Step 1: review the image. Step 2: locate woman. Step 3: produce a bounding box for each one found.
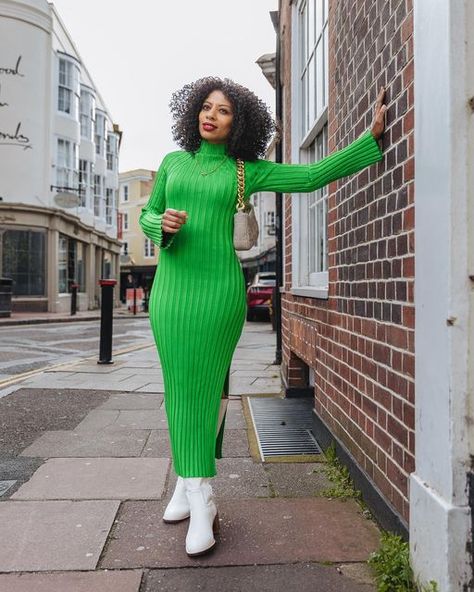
[139,76,386,558]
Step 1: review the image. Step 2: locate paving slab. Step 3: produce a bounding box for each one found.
[221,407,247,429]
[264,462,332,497]
[19,428,150,458]
[73,409,120,431]
[100,497,380,569]
[230,362,270,371]
[252,377,282,387]
[98,393,163,410]
[0,388,111,456]
[229,382,282,395]
[0,500,120,571]
[114,410,169,429]
[136,383,165,393]
[231,369,280,378]
[141,430,172,458]
[10,457,170,500]
[112,376,156,391]
[50,362,127,374]
[74,409,169,431]
[142,563,375,591]
[107,368,163,377]
[0,570,144,591]
[220,428,251,458]
[214,458,271,498]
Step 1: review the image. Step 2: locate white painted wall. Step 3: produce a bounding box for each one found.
[0,0,52,206]
[0,0,119,239]
[411,1,474,589]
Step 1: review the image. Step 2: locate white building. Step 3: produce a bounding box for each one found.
[0,0,121,312]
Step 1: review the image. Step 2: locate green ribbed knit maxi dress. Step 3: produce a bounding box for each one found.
[139,130,382,478]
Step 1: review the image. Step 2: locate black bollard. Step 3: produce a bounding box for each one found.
[98,279,117,364]
[70,283,79,316]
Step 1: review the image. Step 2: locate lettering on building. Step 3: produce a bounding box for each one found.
[0,55,32,150]
[0,56,24,77]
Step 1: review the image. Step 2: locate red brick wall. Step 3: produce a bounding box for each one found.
[280,0,414,524]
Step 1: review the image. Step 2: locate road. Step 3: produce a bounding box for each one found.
[0,317,154,385]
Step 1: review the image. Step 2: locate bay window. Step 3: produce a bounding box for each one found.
[292,0,329,295]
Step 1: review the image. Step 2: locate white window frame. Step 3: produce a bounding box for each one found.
[123,212,129,231]
[122,185,129,202]
[56,137,79,191]
[78,159,93,208]
[106,132,118,171]
[95,112,106,157]
[80,88,95,140]
[291,0,329,299]
[57,56,80,118]
[94,174,104,218]
[105,187,114,225]
[144,237,155,258]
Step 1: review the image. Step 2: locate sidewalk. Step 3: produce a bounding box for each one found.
[0,322,380,591]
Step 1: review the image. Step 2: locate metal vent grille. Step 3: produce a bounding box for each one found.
[248,397,322,460]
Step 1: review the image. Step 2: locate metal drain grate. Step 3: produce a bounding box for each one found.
[248,397,322,460]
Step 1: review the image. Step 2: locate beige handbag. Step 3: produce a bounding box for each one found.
[233,158,259,250]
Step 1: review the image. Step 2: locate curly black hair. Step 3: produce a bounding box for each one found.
[169,76,277,161]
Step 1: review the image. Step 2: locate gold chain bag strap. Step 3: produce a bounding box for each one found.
[233,158,259,250]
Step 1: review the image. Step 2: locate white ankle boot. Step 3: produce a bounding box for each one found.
[183,477,219,557]
[162,476,190,523]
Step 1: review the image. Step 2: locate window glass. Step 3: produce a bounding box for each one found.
[95,113,106,157]
[2,230,46,296]
[58,57,79,118]
[80,90,95,140]
[94,175,103,217]
[294,0,329,290]
[144,238,155,257]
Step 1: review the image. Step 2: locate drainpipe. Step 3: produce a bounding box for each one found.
[270,9,282,366]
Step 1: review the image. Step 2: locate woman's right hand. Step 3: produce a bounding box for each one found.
[162,208,188,233]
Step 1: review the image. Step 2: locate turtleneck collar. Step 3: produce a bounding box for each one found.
[196,139,228,157]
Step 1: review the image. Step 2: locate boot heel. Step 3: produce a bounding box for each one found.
[212,510,220,535]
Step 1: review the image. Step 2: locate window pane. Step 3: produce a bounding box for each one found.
[308,55,315,127]
[58,235,68,293]
[316,38,324,116]
[2,230,46,296]
[300,0,328,137]
[77,242,86,291]
[300,124,328,285]
[316,0,324,35]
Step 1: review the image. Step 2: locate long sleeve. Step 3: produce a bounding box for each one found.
[245,130,383,196]
[139,153,175,250]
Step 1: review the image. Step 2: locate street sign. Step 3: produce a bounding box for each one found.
[54,191,80,208]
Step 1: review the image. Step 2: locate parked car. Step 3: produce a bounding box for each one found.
[246,272,276,321]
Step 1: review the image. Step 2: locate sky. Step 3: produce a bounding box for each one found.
[51,0,279,172]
